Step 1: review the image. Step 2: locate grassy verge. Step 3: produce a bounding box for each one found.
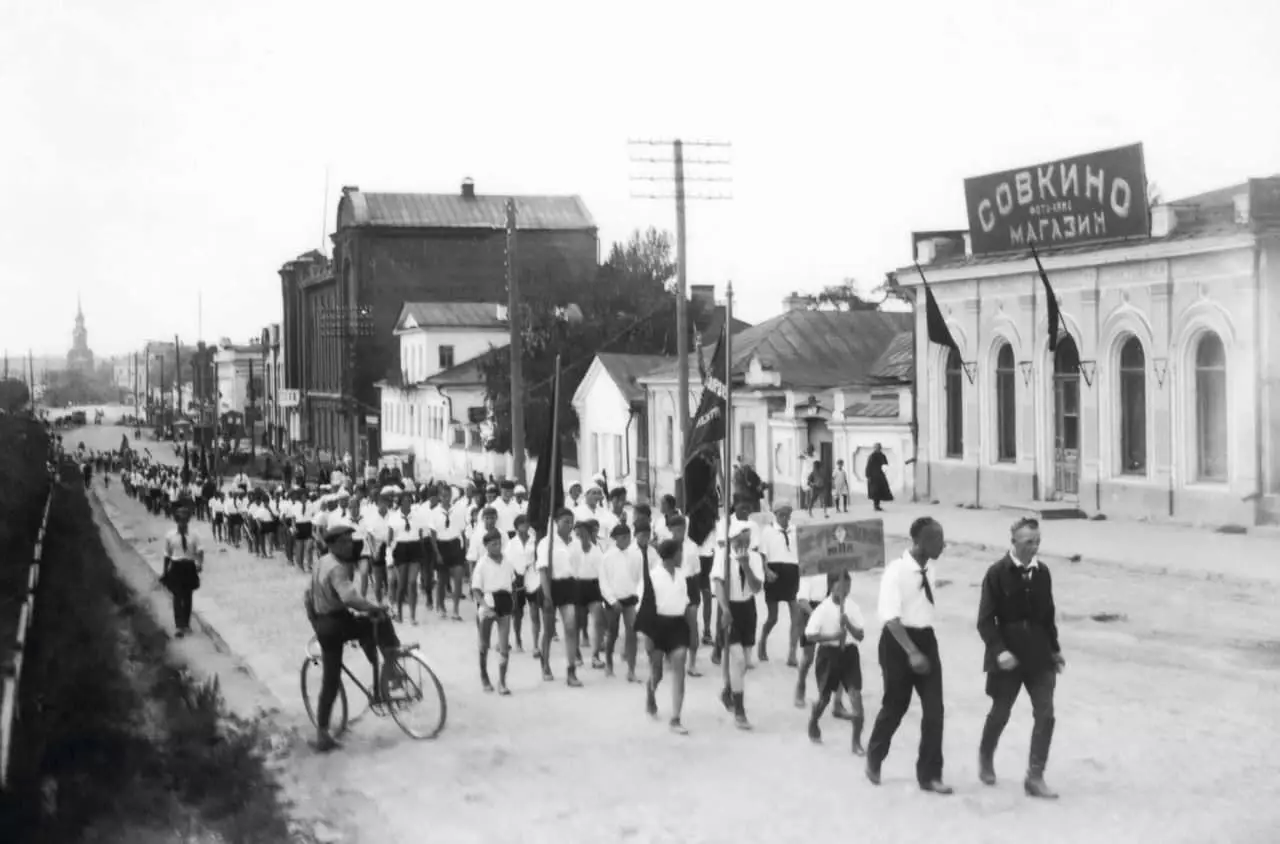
[0,464,295,843]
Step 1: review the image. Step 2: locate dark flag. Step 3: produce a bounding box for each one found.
[915,262,961,356]
[636,535,657,640]
[683,324,728,546]
[527,360,564,539]
[1029,243,1062,353]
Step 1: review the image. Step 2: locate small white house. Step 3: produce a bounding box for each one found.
[573,353,673,502]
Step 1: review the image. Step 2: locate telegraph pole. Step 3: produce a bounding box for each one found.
[506,197,526,484]
[174,334,182,419]
[628,138,732,505]
[133,352,139,423]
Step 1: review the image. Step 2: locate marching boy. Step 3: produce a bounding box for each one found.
[803,569,867,754]
[471,529,516,695]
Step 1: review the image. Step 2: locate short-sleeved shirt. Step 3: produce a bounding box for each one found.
[711,549,764,603]
[805,595,866,644]
[310,553,358,616]
[471,554,517,602]
[641,562,688,617]
[536,533,576,580]
[164,529,203,562]
[877,549,937,628]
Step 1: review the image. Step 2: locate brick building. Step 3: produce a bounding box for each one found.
[279,179,598,463]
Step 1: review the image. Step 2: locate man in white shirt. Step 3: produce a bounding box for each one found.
[709,497,764,668]
[572,520,606,668]
[712,520,764,730]
[564,481,584,513]
[759,501,801,665]
[803,569,866,752]
[536,508,582,687]
[494,480,523,538]
[471,528,517,695]
[599,523,642,681]
[433,484,468,617]
[639,533,692,735]
[506,514,538,654]
[358,487,395,601]
[665,514,706,677]
[865,516,951,794]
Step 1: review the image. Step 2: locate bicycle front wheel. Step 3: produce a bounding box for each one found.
[301,656,350,737]
[383,651,447,740]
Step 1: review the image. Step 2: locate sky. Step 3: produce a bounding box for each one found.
[3,0,1279,360]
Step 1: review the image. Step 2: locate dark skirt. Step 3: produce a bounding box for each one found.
[436,538,465,570]
[295,522,313,540]
[814,643,862,693]
[163,559,200,593]
[550,578,577,608]
[212,512,224,526]
[392,540,423,565]
[577,578,603,606]
[649,614,688,655]
[608,594,639,610]
[764,563,800,603]
[725,599,758,648]
[698,555,714,591]
[228,513,244,526]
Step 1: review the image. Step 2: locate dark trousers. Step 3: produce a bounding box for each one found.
[312,612,400,730]
[981,669,1056,776]
[867,627,944,784]
[168,559,198,630]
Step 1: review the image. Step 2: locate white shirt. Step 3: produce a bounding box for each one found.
[387,509,422,551]
[716,516,762,557]
[433,500,467,542]
[573,541,604,580]
[599,545,642,604]
[595,508,622,547]
[711,547,764,603]
[805,595,866,644]
[642,562,689,617]
[761,523,799,565]
[877,549,937,629]
[536,532,577,580]
[494,497,522,536]
[467,523,501,563]
[679,536,701,581]
[359,509,391,555]
[471,553,517,599]
[505,534,538,593]
[164,529,204,562]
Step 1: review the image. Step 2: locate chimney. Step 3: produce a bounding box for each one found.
[341,185,359,196]
[783,292,811,312]
[690,284,715,311]
[461,177,476,199]
[1150,204,1178,238]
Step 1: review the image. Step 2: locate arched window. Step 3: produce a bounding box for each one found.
[1195,332,1227,481]
[945,347,964,458]
[995,343,1016,462]
[1118,337,1147,474]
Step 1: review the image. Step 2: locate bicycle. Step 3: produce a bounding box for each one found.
[300,615,448,740]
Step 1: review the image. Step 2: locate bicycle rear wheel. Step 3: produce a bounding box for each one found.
[382,650,447,740]
[300,656,350,737]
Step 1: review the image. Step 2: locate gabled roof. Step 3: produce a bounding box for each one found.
[845,399,900,419]
[640,309,912,392]
[867,331,914,382]
[697,305,752,340]
[424,347,504,388]
[339,190,596,231]
[595,353,675,403]
[396,302,507,333]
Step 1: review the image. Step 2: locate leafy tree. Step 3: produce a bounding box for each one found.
[481,227,707,459]
[809,278,882,311]
[0,378,30,412]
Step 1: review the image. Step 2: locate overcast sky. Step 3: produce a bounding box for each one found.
[4,0,1278,359]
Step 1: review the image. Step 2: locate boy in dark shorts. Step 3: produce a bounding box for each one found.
[472,529,517,695]
[803,569,867,754]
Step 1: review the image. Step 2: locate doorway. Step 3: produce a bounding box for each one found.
[819,441,834,508]
[1052,336,1081,500]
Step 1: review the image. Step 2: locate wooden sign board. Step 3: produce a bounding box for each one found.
[796,518,885,577]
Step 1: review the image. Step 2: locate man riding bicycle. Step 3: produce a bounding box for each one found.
[306,523,402,752]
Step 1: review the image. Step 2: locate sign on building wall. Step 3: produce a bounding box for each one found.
[795,518,885,576]
[964,143,1150,255]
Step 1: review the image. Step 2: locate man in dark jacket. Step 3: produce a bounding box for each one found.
[976,516,1065,798]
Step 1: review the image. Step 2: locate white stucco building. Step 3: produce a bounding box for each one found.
[573,353,673,501]
[214,340,265,417]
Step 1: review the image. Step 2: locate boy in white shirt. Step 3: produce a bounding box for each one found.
[536,508,583,687]
[471,529,517,695]
[573,520,606,668]
[505,514,538,654]
[711,520,764,730]
[803,569,866,753]
[599,523,641,680]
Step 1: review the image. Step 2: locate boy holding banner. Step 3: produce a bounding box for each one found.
[803,570,867,754]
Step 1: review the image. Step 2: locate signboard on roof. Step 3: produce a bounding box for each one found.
[964,143,1150,255]
[796,518,885,577]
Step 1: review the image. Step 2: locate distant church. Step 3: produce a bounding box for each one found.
[67,295,95,373]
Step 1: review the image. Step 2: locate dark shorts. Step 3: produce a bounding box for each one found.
[814,644,862,693]
[764,563,800,604]
[577,578,603,606]
[685,576,702,607]
[228,513,243,526]
[550,578,577,608]
[698,555,715,591]
[392,540,423,565]
[370,548,387,569]
[436,539,465,571]
[487,590,514,618]
[295,522,313,540]
[516,586,539,611]
[260,519,278,534]
[212,512,224,526]
[608,595,639,611]
[649,614,688,655]
[725,600,758,648]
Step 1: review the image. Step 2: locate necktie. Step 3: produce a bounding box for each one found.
[445,511,451,529]
[919,565,934,604]
[781,529,790,550]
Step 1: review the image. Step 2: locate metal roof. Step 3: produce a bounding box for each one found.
[867,331,914,382]
[339,190,596,231]
[396,302,506,332]
[844,399,900,419]
[424,347,503,388]
[595,353,674,403]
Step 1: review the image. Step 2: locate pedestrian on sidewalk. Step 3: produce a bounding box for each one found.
[832,460,850,512]
[976,517,1065,799]
[162,505,205,638]
[865,516,951,794]
[865,444,893,512]
[805,460,828,518]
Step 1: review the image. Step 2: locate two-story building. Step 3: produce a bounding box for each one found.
[214,340,265,421]
[636,295,913,506]
[904,151,1280,527]
[279,179,599,465]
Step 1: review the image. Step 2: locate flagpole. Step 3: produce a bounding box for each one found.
[721,283,735,686]
[1030,245,1039,501]
[545,356,561,667]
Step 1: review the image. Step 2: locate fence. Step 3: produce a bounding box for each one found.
[0,471,53,791]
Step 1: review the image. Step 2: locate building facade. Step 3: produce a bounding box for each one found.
[573,353,673,502]
[638,298,913,506]
[906,178,1280,527]
[279,179,599,465]
[214,340,265,420]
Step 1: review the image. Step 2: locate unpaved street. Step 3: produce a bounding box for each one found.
[79,425,1280,844]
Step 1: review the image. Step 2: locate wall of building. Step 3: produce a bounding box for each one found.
[574,370,643,500]
[399,327,507,384]
[914,237,1265,527]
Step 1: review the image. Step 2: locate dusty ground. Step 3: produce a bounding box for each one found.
[81,426,1280,844]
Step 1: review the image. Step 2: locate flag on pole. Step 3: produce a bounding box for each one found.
[527,359,564,540]
[683,323,728,547]
[915,263,961,356]
[1029,243,1062,353]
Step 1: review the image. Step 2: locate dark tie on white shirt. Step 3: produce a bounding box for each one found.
[919,565,934,604]
[781,528,789,550]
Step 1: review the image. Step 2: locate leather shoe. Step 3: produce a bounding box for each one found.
[919,780,954,795]
[1024,777,1059,799]
[979,756,997,786]
[865,763,881,785]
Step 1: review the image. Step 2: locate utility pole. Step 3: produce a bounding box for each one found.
[145,351,151,425]
[27,350,34,398]
[133,352,139,423]
[159,354,167,429]
[175,334,182,419]
[628,137,732,506]
[506,197,526,484]
[248,356,256,460]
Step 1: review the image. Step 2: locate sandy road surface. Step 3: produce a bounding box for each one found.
[78,424,1280,844]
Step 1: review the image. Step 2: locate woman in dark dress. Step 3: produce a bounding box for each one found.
[864,443,893,512]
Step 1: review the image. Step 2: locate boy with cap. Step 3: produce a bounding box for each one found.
[639,534,692,733]
[759,501,802,665]
[471,528,517,695]
[506,513,538,653]
[495,480,522,539]
[537,507,583,687]
[712,519,764,730]
[573,519,606,668]
[803,569,867,753]
[599,522,641,679]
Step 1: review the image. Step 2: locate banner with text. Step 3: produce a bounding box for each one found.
[795,518,886,577]
[964,143,1149,255]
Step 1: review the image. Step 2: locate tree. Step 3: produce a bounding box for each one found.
[0,378,30,413]
[481,227,706,459]
[809,278,882,311]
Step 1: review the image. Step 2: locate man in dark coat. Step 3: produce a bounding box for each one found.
[976,516,1065,798]
[864,443,892,511]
